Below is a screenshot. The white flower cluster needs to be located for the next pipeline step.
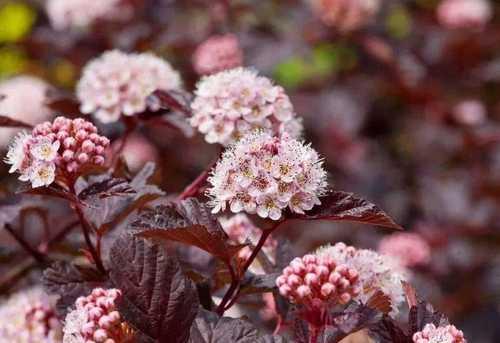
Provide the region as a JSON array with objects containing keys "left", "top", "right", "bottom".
[
  {"left": 0, "top": 287, "right": 62, "bottom": 343},
  {"left": 190, "top": 67, "right": 302, "bottom": 146},
  {"left": 46, "top": 0, "right": 125, "bottom": 31},
  {"left": 77, "top": 50, "right": 182, "bottom": 123},
  {"left": 207, "top": 131, "right": 327, "bottom": 220},
  {"left": 316, "top": 243, "right": 409, "bottom": 316}
]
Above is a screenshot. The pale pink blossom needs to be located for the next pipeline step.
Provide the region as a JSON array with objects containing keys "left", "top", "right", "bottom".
[
  {"left": 412, "top": 323, "right": 467, "bottom": 343},
  {"left": 190, "top": 67, "right": 302, "bottom": 146},
  {"left": 437, "top": 0, "right": 492, "bottom": 30},
  {"left": 378, "top": 233, "right": 431, "bottom": 267},
  {"left": 77, "top": 50, "right": 182, "bottom": 123},
  {"left": 46, "top": 0, "right": 128, "bottom": 30},
  {"left": 0, "top": 76, "right": 52, "bottom": 148},
  {"left": 308, "top": 0, "right": 381, "bottom": 32},
  {"left": 0, "top": 287, "right": 62, "bottom": 342},
  {"left": 63, "top": 288, "right": 131, "bottom": 343},
  {"left": 116, "top": 133, "right": 158, "bottom": 172},
  {"left": 452, "top": 99, "right": 486, "bottom": 126},
  {"left": 192, "top": 34, "right": 244, "bottom": 75},
  {"left": 207, "top": 132, "right": 327, "bottom": 220},
  {"left": 5, "top": 117, "right": 109, "bottom": 188},
  {"left": 315, "top": 243, "right": 409, "bottom": 316}
]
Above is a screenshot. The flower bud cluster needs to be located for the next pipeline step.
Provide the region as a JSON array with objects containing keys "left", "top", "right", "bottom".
[
  {"left": 63, "top": 288, "right": 129, "bottom": 343},
  {"left": 207, "top": 131, "right": 328, "bottom": 220},
  {"left": 77, "top": 50, "right": 182, "bottom": 123},
  {"left": 192, "top": 34, "right": 244, "bottom": 75},
  {"left": 378, "top": 233, "right": 431, "bottom": 267},
  {"left": 413, "top": 323, "right": 467, "bottom": 343},
  {"left": 0, "top": 287, "right": 62, "bottom": 342},
  {"left": 437, "top": 0, "right": 492, "bottom": 30},
  {"left": 276, "top": 253, "right": 361, "bottom": 308},
  {"left": 5, "top": 117, "right": 109, "bottom": 188},
  {"left": 308, "top": 0, "right": 381, "bottom": 32},
  {"left": 190, "top": 67, "right": 302, "bottom": 146}
]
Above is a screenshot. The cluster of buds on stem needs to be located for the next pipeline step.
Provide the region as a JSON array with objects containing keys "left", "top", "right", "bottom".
[
  {"left": 63, "top": 288, "right": 132, "bottom": 343},
  {"left": 5, "top": 117, "right": 109, "bottom": 188},
  {"left": 413, "top": 323, "right": 467, "bottom": 343}
]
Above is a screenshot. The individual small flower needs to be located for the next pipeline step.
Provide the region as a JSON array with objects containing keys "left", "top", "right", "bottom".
[
  {"left": 452, "top": 99, "right": 486, "bottom": 126},
  {"left": 77, "top": 50, "right": 182, "bottom": 123},
  {"left": 0, "top": 287, "right": 62, "bottom": 342},
  {"left": 308, "top": 0, "right": 381, "bottom": 32},
  {"left": 315, "top": 243, "right": 409, "bottom": 316},
  {"left": 63, "top": 288, "right": 132, "bottom": 343},
  {"left": 207, "top": 132, "right": 327, "bottom": 220},
  {"left": 378, "top": 233, "right": 431, "bottom": 268},
  {"left": 192, "top": 34, "right": 244, "bottom": 75},
  {"left": 220, "top": 214, "right": 278, "bottom": 266},
  {"left": 276, "top": 250, "right": 362, "bottom": 308},
  {"left": 0, "top": 76, "right": 52, "bottom": 148},
  {"left": 46, "top": 0, "right": 128, "bottom": 31},
  {"left": 5, "top": 117, "right": 110, "bottom": 188},
  {"left": 437, "top": 0, "right": 492, "bottom": 30},
  {"left": 190, "top": 67, "right": 302, "bottom": 146},
  {"left": 412, "top": 323, "right": 467, "bottom": 343}
]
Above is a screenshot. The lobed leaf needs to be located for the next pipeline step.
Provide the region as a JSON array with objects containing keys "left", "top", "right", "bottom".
[{"left": 0, "top": 114, "right": 33, "bottom": 128}]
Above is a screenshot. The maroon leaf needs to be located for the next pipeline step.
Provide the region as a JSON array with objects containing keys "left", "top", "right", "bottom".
[
  {"left": 109, "top": 234, "right": 199, "bottom": 343},
  {"left": 294, "top": 191, "right": 403, "bottom": 230},
  {"left": 78, "top": 177, "right": 136, "bottom": 200},
  {"left": 42, "top": 261, "right": 107, "bottom": 317},
  {"left": 133, "top": 198, "right": 246, "bottom": 263},
  {"left": 368, "top": 316, "right": 410, "bottom": 343},
  {"left": 0, "top": 115, "right": 33, "bottom": 129},
  {"left": 45, "top": 92, "right": 83, "bottom": 116},
  {"left": 147, "top": 89, "right": 192, "bottom": 116},
  {"left": 239, "top": 272, "right": 279, "bottom": 295},
  {"left": 189, "top": 309, "right": 287, "bottom": 343}
]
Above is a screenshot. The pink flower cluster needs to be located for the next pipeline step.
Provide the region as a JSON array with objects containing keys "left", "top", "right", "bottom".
[
  {"left": 46, "top": 0, "right": 126, "bottom": 31},
  {"left": 452, "top": 99, "right": 486, "bottom": 126},
  {"left": 63, "top": 288, "right": 129, "bottom": 343},
  {"left": 308, "top": 0, "right": 381, "bottom": 32},
  {"left": 276, "top": 253, "right": 361, "bottom": 308},
  {"left": 378, "top": 233, "right": 431, "bottom": 267},
  {"left": 220, "top": 214, "right": 278, "bottom": 265},
  {"left": 5, "top": 117, "right": 109, "bottom": 188},
  {"left": 192, "top": 34, "right": 244, "bottom": 75},
  {"left": 190, "top": 67, "right": 302, "bottom": 146},
  {"left": 0, "top": 287, "right": 62, "bottom": 342},
  {"left": 437, "top": 0, "right": 492, "bottom": 30},
  {"left": 315, "top": 243, "right": 408, "bottom": 316},
  {"left": 0, "top": 76, "right": 52, "bottom": 148},
  {"left": 207, "top": 132, "right": 327, "bottom": 220},
  {"left": 413, "top": 324, "right": 467, "bottom": 343},
  {"left": 77, "top": 50, "right": 182, "bottom": 123}
]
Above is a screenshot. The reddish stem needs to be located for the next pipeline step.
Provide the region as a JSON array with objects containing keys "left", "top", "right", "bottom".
[
  {"left": 177, "top": 151, "right": 221, "bottom": 200},
  {"left": 4, "top": 223, "right": 45, "bottom": 264}
]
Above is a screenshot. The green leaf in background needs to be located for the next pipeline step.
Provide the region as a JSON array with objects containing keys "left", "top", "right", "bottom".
[
  {"left": 0, "top": 47, "right": 26, "bottom": 78},
  {"left": 273, "top": 56, "right": 309, "bottom": 89},
  {"left": 0, "top": 2, "right": 36, "bottom": 43},
  {"left": 386, "top": 5, "right": 412, "bottom": 39}
]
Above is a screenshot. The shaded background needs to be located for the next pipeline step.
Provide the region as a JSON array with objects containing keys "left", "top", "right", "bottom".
[{"left": 1, "top": 0, "right": 500, "bottom": 341}]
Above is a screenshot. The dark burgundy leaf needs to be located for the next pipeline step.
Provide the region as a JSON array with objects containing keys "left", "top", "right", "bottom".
[
  {"left": 42, "top": 261, "right": 107, "bottom": 317},
  {"left": 78, "top": 177, "right": 136, "bottom": 200},
  {"left": 408, "top": 301, "right": 448, "bottom": 335},
  {"left": 45, "top": 92, "right": 83, "bottom": 116},
  {"left": 189, "top": 309, "right": 287, "bottom": 343},
  {"left": 323, "top": 303, "right": 381, "bottom": 342},
  {"left": 294, "top": 191, "right": 403, "bottom": 230},
  {"left": 367, "top": 291, "right": 393, "bottom": 315},
  {"left": 134, "top": 198, "right": 246, "bottom": 263},
  {"left": 0, "top": 115, "right": 33, "bottom": 128},
  {"left": 18, "top": 184, "right": 79, "bottom": 202},
  {"left": 239, "top": 272, "right": 279, "bottom": 295},
  {"left": 109, "top": 234, "right": 199, "bottom": 343},
  {"left": 368, "top": 316, "right": 410, "bottom": 343},
  {"left": 147, "top": 89, "right": 192, "bottom": 116}
]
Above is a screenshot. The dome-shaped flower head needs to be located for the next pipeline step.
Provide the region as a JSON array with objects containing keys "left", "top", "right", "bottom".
[
  {"left": 308, "top": 0, "right": 381, "bottom": 32},
  {"left": 0, "top": 76, "right": 52, "bottom": 148},
  {"left": 77, "top": 50, "right": 182, "bottom": 124},
  {"left": 220, "top": 214, "right": 278, "bottom": 265},
  {"left": 207, "top": 131, "right": 328, "bottom": 220},
  {"left": 315, "top": 243, "right": 409, "bottom": 316},
  {"left": 63, "top": 288, "right": 132, "bottom": 343},
  {"left": 4, "top": 117, "right": 110, "bottom": 188},
  {"left": 276, "top": 249, "right": 362, "bottom": 309},
  {"left": 190, "top": 67, "right": 303, "bottom": 146},
  {"left": 0, "top": 287, "right": 62, "bottom": 342},
  {"left": 46, "top": 0, "right": 127, "bottom": 31},
  {"left": 192, "top": 34, "right": 244, "bottom": 76},
  {"left": 437, "top": 0, "right": 492, "bottom": 30},
  {"left": 412, "top": 323, "right": 467, "bottom": 343},
  {"left": 378, "top": 233, "right": 431, "bottom": 268}
]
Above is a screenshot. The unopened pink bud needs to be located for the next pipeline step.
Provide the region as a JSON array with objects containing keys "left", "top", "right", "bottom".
[
  {"left": 296, "top": 285, "right": 311, "bottom": 298},
  {"left": 93, "top": 328, "right": 108, "bottom": 342},
  {"left": 320, "top": 283, "right": 336, "bottom": 297},
  {"left": 78, "top": 153, "right": 89, "bottom": 163},
  {"left": 304, "top": 273, "right": 318, "bottom": 286},
  {"left": 287, "top": 274, "right": 301, "bottom": 286},
  {"left": 339, "top": 293, "right": 351, "bottom": 304}
]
